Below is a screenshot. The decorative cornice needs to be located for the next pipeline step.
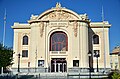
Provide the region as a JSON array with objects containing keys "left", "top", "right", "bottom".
[
  {"left": 11, "top": 23, "right": 30, "bottom": 29},
  {"left": 89, "top": 21, "right": 111, "bottom": 28},
  {"left": 28, "top": 19, "right": 90, "bottom": 24}
]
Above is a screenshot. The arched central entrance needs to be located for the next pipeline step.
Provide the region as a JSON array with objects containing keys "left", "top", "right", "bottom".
[{"left": 50, "top": 31, "right": 68, "bottom": 72}]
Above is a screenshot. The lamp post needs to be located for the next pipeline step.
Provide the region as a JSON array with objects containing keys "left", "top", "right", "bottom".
[
  {"left": 95, "top": 51, "right": 100, "bottom": 72},
  {"left": 115, "top": 62, "right": 118, "bottom": 70},
  {"left": 18, "top": 53, "right": 20, "bottom": 72},
  {"left": 88, "top": 51, "right": 92, "bottom": 79},
  {"left": 110, "top": 62, "right": 113, "bottom": 69}
]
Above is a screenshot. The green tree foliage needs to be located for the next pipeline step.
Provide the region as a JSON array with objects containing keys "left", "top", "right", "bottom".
[
  {"left": 112, "top": 72, "right": 120, "bottom": 79},
  {"left": 0, "top": 43, "right": 13, "bottom": 72}
]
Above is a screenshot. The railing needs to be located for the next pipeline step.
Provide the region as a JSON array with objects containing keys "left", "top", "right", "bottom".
[
  {"left": 0, "top": 72, "right": 108, "bottom": 79},
  {"left": 50, "top": 51, "right": 67, "bottom": 55}
]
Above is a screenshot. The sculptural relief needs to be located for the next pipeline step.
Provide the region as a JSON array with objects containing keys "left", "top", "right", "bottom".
[
  {"left": 49, "top": 12, "right": 56, "bottom": 19},
  {"left": 48, "top": 11, "right": 71, "bottom": 20},
  {"left": 56, "top": 2, "right": 61, "bottom": 9},
  {"left": 39, "top": 22, "right": 44, "bottom": 37},
  {"left": 73, "top": 21, "right": 78, "bottom": 37},
  {"left": 37, "top": 3, "right": 78, "bottom": 21}
]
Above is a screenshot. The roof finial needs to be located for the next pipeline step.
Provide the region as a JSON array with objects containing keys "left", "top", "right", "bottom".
[{"left": 56, "top": 2, "right": 61, "bottom": 8}]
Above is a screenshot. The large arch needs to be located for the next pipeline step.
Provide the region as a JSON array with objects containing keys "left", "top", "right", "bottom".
[
  {"left": 47, "top": 28, "right": 70, "bottom": 51},
  {"left": 47, "top": 28, "right": 69, "bottom": 52},
  {"left": 48, "top": 29, "right": 69, "bottom": 72},
  {"left": 50, "top": 31, "right": 68, "bottom": 51}
]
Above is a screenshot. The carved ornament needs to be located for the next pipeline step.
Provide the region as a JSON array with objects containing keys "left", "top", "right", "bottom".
[
  {"left": 73, "top": 21, "right": 78, "bottom": 37},
  {"left": 48, "top": 11, "right": 70, "bottom": 20},
  {"left": 39, "top": 22, "right": 44, "bottom": 37},
  {"left": 48, "top": 3, "right": 71, "bottom": 20}
]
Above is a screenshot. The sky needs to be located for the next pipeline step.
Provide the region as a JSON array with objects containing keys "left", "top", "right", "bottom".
[{"left": 0, "top": 0, "right": 120, "bottom": 52}]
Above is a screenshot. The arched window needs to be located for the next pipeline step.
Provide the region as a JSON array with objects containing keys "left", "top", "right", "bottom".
[
  {"left": 23, "top": 35, "right": 28, "bottom": 45},
  {"left": 50, "top": 31, "right": 68, "bottom": 51},
  {"left": 93, "top": 34, "right": 99, "bottom": 44}
]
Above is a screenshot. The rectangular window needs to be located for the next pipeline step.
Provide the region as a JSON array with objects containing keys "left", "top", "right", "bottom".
[
  {"left": 73, "top": 60, "right": 79, "bottom": 67},
  {"left": 93, "top": 50, "right": 100, "bottom": 57},
  {"left": 22, "top": 50, "right": 28, "bottom": 57},
  {"left": 38, "top": 60, "right": 44, "bottom": 67}
]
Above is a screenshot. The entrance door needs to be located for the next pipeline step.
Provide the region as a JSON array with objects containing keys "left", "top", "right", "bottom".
[{"left": 51, "top": 58, "right": 67, "bottom": 72}]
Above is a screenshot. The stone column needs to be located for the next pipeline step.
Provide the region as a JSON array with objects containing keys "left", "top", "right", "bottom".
[
  {"left": 63, "top": 63, "right": 64, "bottom": 72},
  {"left": 54, "top": 60, "right": 56, "bottom": 72},
  {"left": 80, "top": 22, "right": 89, "bottom": 68},
  {"left": 30, "top": 23, "right": 39, "bottom": 68},
  {"left": 58, "top": 63, "right": 60, "bottom": 72}
]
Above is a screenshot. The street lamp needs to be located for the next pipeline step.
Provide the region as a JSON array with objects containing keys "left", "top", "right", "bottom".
[
  {"left": 18, "top": 53, "right": 21, "bottom": 72},
  {"left": 95, "top": 51, "right": 100, "bottom": 72},
  {"left": 88, "top": 51, "right": 92, "bottom": 79}
]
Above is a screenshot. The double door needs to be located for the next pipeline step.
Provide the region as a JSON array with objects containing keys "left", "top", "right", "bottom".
[{"left": 51, "top": 58, "right": 67, "bottom": 72}]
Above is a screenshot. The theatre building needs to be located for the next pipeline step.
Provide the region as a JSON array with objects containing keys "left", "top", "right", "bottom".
[{"left": 11, "top": 3, "right": 111, "bottom": 73}]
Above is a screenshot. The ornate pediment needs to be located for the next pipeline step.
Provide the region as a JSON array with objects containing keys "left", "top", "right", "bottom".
[
  {"left": 28, "top": 3, "right": 90, "bottom": 24},
  {"left": 49, "top": 11, "right": 73, "bottom": 20},
  {"left": 37, "top": 3, "right": 80, "bottom": 21},
  {"left": 39, "top": 10, "right": 79, "bottom": 21}
]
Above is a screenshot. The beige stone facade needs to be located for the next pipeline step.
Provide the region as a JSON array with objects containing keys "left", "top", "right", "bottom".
[
  {"left": 11, "top": 3, "right": 111, "bottom": 73},
  {"left": 110, "top": 46, "right": 120, "bottom": 70}
]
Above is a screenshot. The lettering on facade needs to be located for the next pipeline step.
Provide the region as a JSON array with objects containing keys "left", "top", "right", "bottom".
[{"left": 49, "top": 22, "right": 69, "bottom": 28}]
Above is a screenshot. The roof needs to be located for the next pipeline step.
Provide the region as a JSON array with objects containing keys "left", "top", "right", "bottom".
[
  {"left": 11, "top": 3, "right": 111, "bottom": 29},
  {"left": 111, "top": 46, "right": 120, "bottom": 55}
]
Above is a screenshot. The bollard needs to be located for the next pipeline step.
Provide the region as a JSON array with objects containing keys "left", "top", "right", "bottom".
[
  {"left": 15, "top": 74, "right": 18, "bottom": 79},
  {"left": 39, "top": 73, "right": 40, "bottom": 79},
  {"left": 79, "top": 73, "right": 80, "bottom": 79},
  {"left": 67, "top": 73, "right": 69, "bottom": 79}
]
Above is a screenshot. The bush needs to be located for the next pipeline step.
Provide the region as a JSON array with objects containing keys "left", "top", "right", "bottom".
[
  {"left": 112, "top": 72, "right": 120, "bottom": 79},
  {"left": 107, "top": 70, "right": 120, "bottom": 79}
]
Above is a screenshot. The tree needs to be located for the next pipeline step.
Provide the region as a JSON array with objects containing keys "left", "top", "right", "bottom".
[{"left": 0, "top": 43, "right": 13, "bottom": 73}]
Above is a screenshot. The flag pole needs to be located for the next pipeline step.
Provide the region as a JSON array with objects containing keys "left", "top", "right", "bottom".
[
  {"left": 3, "top": 8, "right": 6, "bottom": 47},
  {"left": 102, "top": 6, "right": 106, "bottom": 72},
  {"left": 1, "top": 8, "right": 6, "bottom": 74}
]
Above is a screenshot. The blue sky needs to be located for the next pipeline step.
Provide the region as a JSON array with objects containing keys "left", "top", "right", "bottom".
[{"left": 0, "top": 0, "right": 120, "bottom": 52}]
